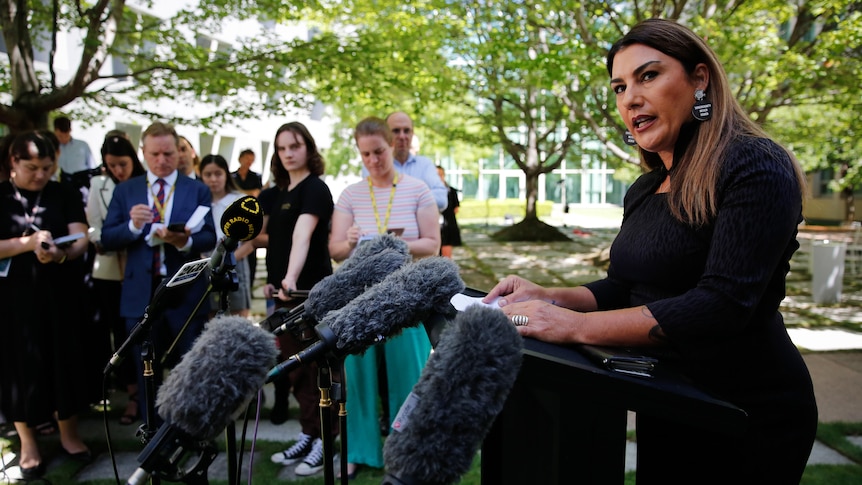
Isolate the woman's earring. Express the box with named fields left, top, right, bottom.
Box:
left=692, top=89, right=713, bottom=121
left=623, top=130, right=637, bottom=146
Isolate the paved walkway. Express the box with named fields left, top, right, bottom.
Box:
left=2, top=213, right=861, bottom=483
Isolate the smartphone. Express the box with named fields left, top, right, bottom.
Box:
left=167, top=223, right=187, bottom=233
left=53, top=232, right=85, bottom=249
left=387, top=228, right=405, bottom=236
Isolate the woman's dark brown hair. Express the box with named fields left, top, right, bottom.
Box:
left=606, top=18, right=806, bottom=225
left=101, top=135, right=146, bottom=183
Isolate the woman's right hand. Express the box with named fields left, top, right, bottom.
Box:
left=278, top=276, right=299, bottom=301
left=483, top=275, right=548, bottom=307
left=345, top=224, right=361, bottom=249
left=32, top=230, right=54, bottom=264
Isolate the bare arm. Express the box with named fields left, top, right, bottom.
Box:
left=13, top=221, right=90, bottom=265
left=234, top=214, right=268, bottom=260
left=500, top=301, right=663, bottom=346
left=279, top=213, right=319, bottom=299
left=0, top=233, right=39, bottom=259
left=484, top=275, right=665, bottom=347
left=328, top=210, right=359, bottom=262
left=406, top=202, right=441, bottom=258
left=485, top=275, right=597, bottom=311
left=62, top=222, right=90, bottom=261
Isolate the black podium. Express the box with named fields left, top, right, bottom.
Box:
left=480, top=338, right=748, bottom=484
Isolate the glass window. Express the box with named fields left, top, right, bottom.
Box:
left=481, top=174, right=499, bottom=200
left=506, top=177, right=519, bottom=199
left=545, top=173, right=562, bottom=203
left=567, top=175, right=582, bottom=204
left=462, top=174, right=478, bottom=198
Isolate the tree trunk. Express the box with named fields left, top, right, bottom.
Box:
left=524, top=170, right=539, bottom=222
left=840, top=163, right=856, bottom=223
left=10, top=94, right=49, bottom=132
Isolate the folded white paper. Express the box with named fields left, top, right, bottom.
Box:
left=146, top=223, right=167, bottom=246
left=186, top=205, right=210, bottom=234
left=450, top=293, right=501, bottom=312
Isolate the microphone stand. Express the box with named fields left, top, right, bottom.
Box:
left=141, top=340, right=160, bottom=485
left=159, top=250, right=237, bottom=367
left=160, top=250, right=240, bottom=485
left=209, top=252, right=240, bottom=485
left=105, top=278, right=177, bottom=485
left=271, top=320, right=343, bottom=485
left=335, top=359, right=348, bottom=485
left=318, top=362, right=336, bottom=485
left=127, top=250, right=240, bottom=485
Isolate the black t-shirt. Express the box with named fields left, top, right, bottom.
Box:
left=262, top=176, right=334, bottom=289
left=1, top=180, right=86, bottom=241
left=232, top=170, right=263, bottom=191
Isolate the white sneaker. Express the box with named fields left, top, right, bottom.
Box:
left=294, top=438, right=325, bottom=476
left=270, top=432, right=313, bottom=465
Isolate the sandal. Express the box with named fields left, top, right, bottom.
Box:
left=119, top=393, right=140, bottom=426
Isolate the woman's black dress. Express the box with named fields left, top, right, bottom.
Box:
left=584, top=136, right=817, bottom=484
left=0, top=181, right=89, bottom=425
left=440, top=186, right=461, bottom=247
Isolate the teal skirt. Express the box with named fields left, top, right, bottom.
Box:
left=343, top=325, right=431, bottom=467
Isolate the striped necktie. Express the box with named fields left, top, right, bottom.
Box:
left=152, top=179, right=166, bottom=278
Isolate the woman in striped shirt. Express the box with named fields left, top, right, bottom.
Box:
left=329, top=116, right=440, bottom=478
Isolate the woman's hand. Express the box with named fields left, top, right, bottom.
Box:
left=345, top=224, right=361, bottom=249
left=279, top=277, right=298, bottom=301
left=263, top=283, right=279, bottom=299
left=496, top=299, right=583, bottom=344
left=483, top=275, right=548, bottom=307
left=32, top=231, right=56, bottom=264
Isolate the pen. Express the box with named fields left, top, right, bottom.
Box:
left=30, top=224, right=51, bottom=250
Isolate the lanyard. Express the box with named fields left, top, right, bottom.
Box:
left=147, top=178, right=176, bottom=222
left=11, top=183, right=43, bottom=235
left=368, top=173, right=398, bottom=235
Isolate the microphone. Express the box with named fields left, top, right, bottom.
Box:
left=266, top=237, right=411, bottom=336
left=266, top=257, right=465, bottom=382
left=209, top=195, right=263, bottom=273
left=339, top=233, right=409, bottom=271
left=127, top=316, right=278, bottom=485
left=382, top=305, right=523, bottom=485
left=104, top=258, right=211, bottom=375
left=301, top=247, right=410, bottom=324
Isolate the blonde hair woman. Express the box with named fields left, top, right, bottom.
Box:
left=328, top=116, right=439, bottom=479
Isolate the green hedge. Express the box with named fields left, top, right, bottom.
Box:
left=458, top=199, right=554, bottom=219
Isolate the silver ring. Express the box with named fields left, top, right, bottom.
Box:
left=511, top=315, right=529, bottom=326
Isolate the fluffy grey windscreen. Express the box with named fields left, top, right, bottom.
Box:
left=156, top=315, right=278, bottom=441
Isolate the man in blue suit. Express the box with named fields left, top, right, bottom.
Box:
left=102, top=121, right=216, bottom=424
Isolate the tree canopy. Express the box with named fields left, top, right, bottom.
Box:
left=304, top=0, right=862, bottom=221
left=2, top=0, right=860, bottom=222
